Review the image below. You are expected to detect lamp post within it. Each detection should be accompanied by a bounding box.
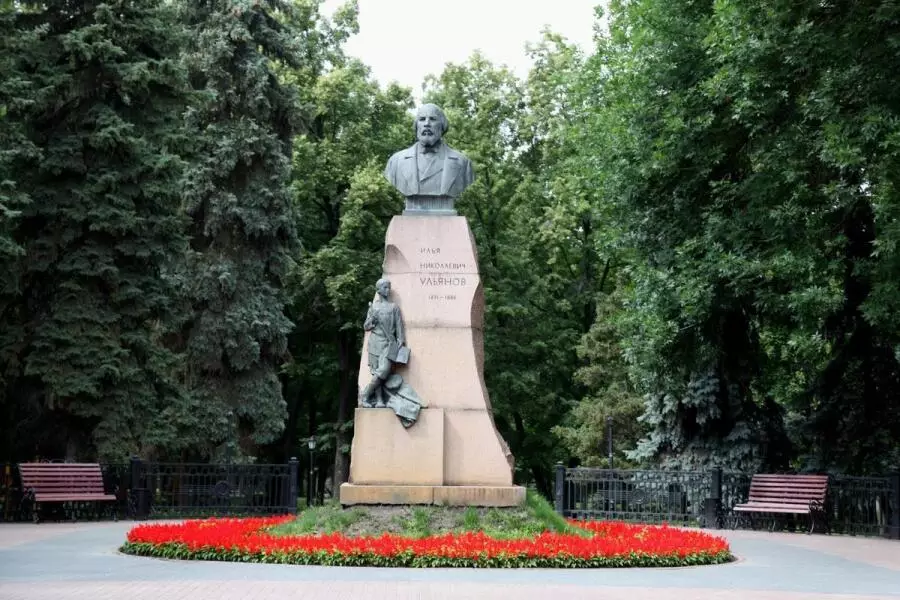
[306,437,316,508]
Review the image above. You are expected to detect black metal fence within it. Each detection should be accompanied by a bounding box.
[556,467,715,526]
[554,465,900,539]
[2,458,300,522]
[829,475,899,537]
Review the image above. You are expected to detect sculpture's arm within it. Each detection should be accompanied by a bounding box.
[464,157,475,187]
[394,305,406,347]
[363,302,376,331]
[384,154,397,185]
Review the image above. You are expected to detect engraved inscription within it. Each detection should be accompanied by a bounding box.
[417,247,469,293]
[420,275,466,287]
[419,261,466,270]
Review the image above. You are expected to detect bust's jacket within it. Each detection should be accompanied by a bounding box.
[384,142,475,198]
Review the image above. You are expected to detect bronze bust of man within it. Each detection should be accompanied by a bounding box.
[384,103,475,215]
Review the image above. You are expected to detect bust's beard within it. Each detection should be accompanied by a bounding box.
[418,132,439,148]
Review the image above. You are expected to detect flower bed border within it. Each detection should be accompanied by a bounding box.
[120,516,733,569]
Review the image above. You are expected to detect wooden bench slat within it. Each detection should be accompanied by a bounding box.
[732,473,830,532]
[750,481,828,490]
[748,490,826,496]
[22,476,103,485]
[748,495,824,501]
[27,488,107,493]
[20,471,102,476]
[17,462,117,520]
[734,506,814,514]
[735,504,814,510]
[751,478,827,483]
[750,490,826,495]
[34,494,116,502]
[21,485,105,489]
[733,473,829,523]
[751,481,827,486]
[23,482,104,487]
[750,475,828,479]
[751,492,825,496]
[738,499,816,505]
[21,476,104,480]
[750,474,828,479]
[751,483,827,490]
[19,463,100,473]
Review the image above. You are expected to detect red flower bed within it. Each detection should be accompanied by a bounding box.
[120,515,732,568]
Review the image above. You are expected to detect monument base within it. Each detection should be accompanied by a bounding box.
[339,483,526,507]
[402,195,456,215]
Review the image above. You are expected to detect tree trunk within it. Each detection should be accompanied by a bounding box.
[280,384,300,462]
[332,330,357,486]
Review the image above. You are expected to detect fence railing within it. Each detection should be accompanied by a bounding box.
[555,467,714,526]
[554,465,900,539]
[828,475,898,537]
[2,458,300,522]
[130,459,298,519]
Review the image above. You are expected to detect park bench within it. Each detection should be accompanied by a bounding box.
[18,462,117,523]
[732,474,829,533]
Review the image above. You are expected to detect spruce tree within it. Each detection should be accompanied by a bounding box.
[1,0,190,460]
[0,5,35,264]
[177,0,301,458]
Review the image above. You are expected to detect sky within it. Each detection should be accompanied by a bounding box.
[321,0,605,96]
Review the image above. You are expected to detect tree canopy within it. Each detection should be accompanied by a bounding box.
[1,0,898,482]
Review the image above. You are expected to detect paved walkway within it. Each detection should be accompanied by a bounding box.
[0,521,898,599]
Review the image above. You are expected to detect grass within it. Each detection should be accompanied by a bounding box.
[269,490,587,539]
[276,504,367,535]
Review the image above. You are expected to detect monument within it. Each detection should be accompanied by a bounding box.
[340,104,525,507]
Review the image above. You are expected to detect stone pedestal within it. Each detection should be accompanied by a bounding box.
[341,215,524,507]
[339,483,526,507]
[348,408,444,486]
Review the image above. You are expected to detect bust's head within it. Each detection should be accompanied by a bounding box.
[415,104,448,149]
[375,278,391,299]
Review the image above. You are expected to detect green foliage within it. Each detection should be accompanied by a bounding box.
[275,503,365,534]
[172,0,306,458]
[2,0,899,480]
[460,507,480,531]
[554,293,646,467]
[122,540,732,568]
[405,508,433,538]
[577,0,900,472]
[283,26,412,481]
[0,0,192,460]
[521,488,578,535]
[0,6,36,264]
[422,49,602,494]
[268,490,582,539]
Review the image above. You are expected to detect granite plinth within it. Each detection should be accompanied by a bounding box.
[339,483,526,507]
[357,216,513,477]
[348,408,443,486]
[349,215,516,498]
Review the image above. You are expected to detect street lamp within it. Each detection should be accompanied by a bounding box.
[306,437,316,508]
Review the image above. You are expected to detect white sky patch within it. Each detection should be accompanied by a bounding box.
[321,0,606,96]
